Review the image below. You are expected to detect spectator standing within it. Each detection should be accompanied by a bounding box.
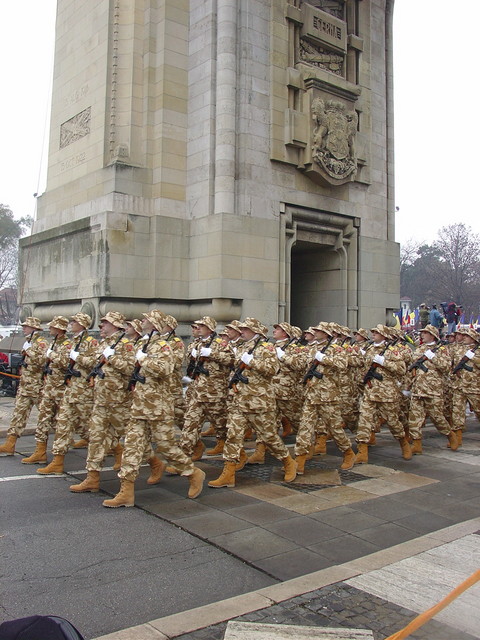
[445,302,457,334]
[419,304,429,329]
[429,305,443,330]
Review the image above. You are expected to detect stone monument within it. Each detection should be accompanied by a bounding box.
[20,0,399,331]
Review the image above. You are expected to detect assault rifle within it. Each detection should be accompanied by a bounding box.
[191,332,217,379]
[363,341,391,386]
[42,335,59,378]
[64,330,87,385]
[408,340,444,373]
[127,330,154,391]
[228,335,263,391]
[87,330,126,384]
[452,343,480,376]
[302,335,334,385]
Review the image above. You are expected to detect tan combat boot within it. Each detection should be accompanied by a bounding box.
[206,439,225,456]
[340,448,355,470]
[72,438,89,449]
[411,439,423,455]
[103,479,135,508]
[112,444,123,471]
[187,467,206,498]
[246,442,266,464]
[295,453,308,475]
[165,465,179,475]
[368,431,377,446]
[21,441,47,465]
[0,434,17,456]
[282,454,297,483]
[354,442,369,464]
[70,470,100,493]
[399,436,412,460]
[235,448,248,471]
[314,435,327,455]
[37,454,65,475]
[244,427,254,440]
[191,440,205,462]
[208,461,236,488]
[447,431,459,451]
[201,425,216,437]
[147,456,165,485]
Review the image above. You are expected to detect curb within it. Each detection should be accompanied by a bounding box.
[93,517,480,640]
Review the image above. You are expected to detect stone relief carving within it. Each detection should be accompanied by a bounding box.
[60,107,91,149]
[311,98,357,182]
[299,39,344,75]
[302,0,344,20]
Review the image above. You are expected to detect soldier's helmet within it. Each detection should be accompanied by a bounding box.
[238,317,269,337]
[143,309,167,332]
[353,328,369,340]
[370,324,390,339]
[101,311,126,329]
[71,312,92,329]
[193,316,217,331]
[273,322,293,337]
[225,319,242,333]
[126,319,143,335]
[313,322,333,337]
[419,324,440,340]
[48,316,70,331]
[163,314,178,330]
[21,316,42,330]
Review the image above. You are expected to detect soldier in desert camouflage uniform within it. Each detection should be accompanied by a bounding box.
[0,317,48,456]
[354,324,411,465]
[21,316,72,465]
[407,324,458,454]
[293,322,355,474]
[103,309,205,507]
[37,313,99,474]
[450,326,480,445]
[159,314,186,430]
[208,317,297,488]
[176,316,232,460]
[70,311,136,493]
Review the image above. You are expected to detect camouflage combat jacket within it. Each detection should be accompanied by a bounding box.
[42,335,73,393]
[362,342,406,402]
[190,335,233,402]
[452,344,480,394]
[17,332,48,397]
[94,331,136,405]
[409,342,450,398]
[64,332,99,404]
[229,336,278,412]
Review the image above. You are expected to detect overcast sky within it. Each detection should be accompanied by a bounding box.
[1,1,478,246]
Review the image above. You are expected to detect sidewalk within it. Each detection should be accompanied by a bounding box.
[2,396,479,639]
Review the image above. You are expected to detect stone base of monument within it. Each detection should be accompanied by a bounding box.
[224,621,374,640]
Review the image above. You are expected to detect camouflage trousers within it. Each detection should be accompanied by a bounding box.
[173,387,185,429]
[451,390,480,431]
[357,398,405,443]
[408,395,451,440]
[276,397,302,433]
[119,416,194,481]
[52,400,94,455]
[339,394,360,433]
[34,388,66,443]
[295,400,351,456]
[179,398,228,455]
[223,407,289,463]
[86,402,130,472]
[7,394,40,437]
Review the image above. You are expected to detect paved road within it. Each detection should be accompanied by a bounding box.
[0,452,275,639]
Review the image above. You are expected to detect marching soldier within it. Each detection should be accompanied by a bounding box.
[208,318,297,488]
[0,317,47,456]
[354,324,411,465]
[103,309,205,507]
[293,322,355,474]
[70,311,135,493]
[407,324,458,453]
[160,314,186,429]
[21,316,71,464]
[37,313,99,474]
[177,316,232,460]
[450,326,480,444]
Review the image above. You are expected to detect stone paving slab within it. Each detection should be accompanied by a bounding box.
[223,621,374,640]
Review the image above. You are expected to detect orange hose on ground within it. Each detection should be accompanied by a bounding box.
[384,569,480,640]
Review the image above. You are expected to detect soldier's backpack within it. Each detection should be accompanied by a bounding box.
[0,615,85,640]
